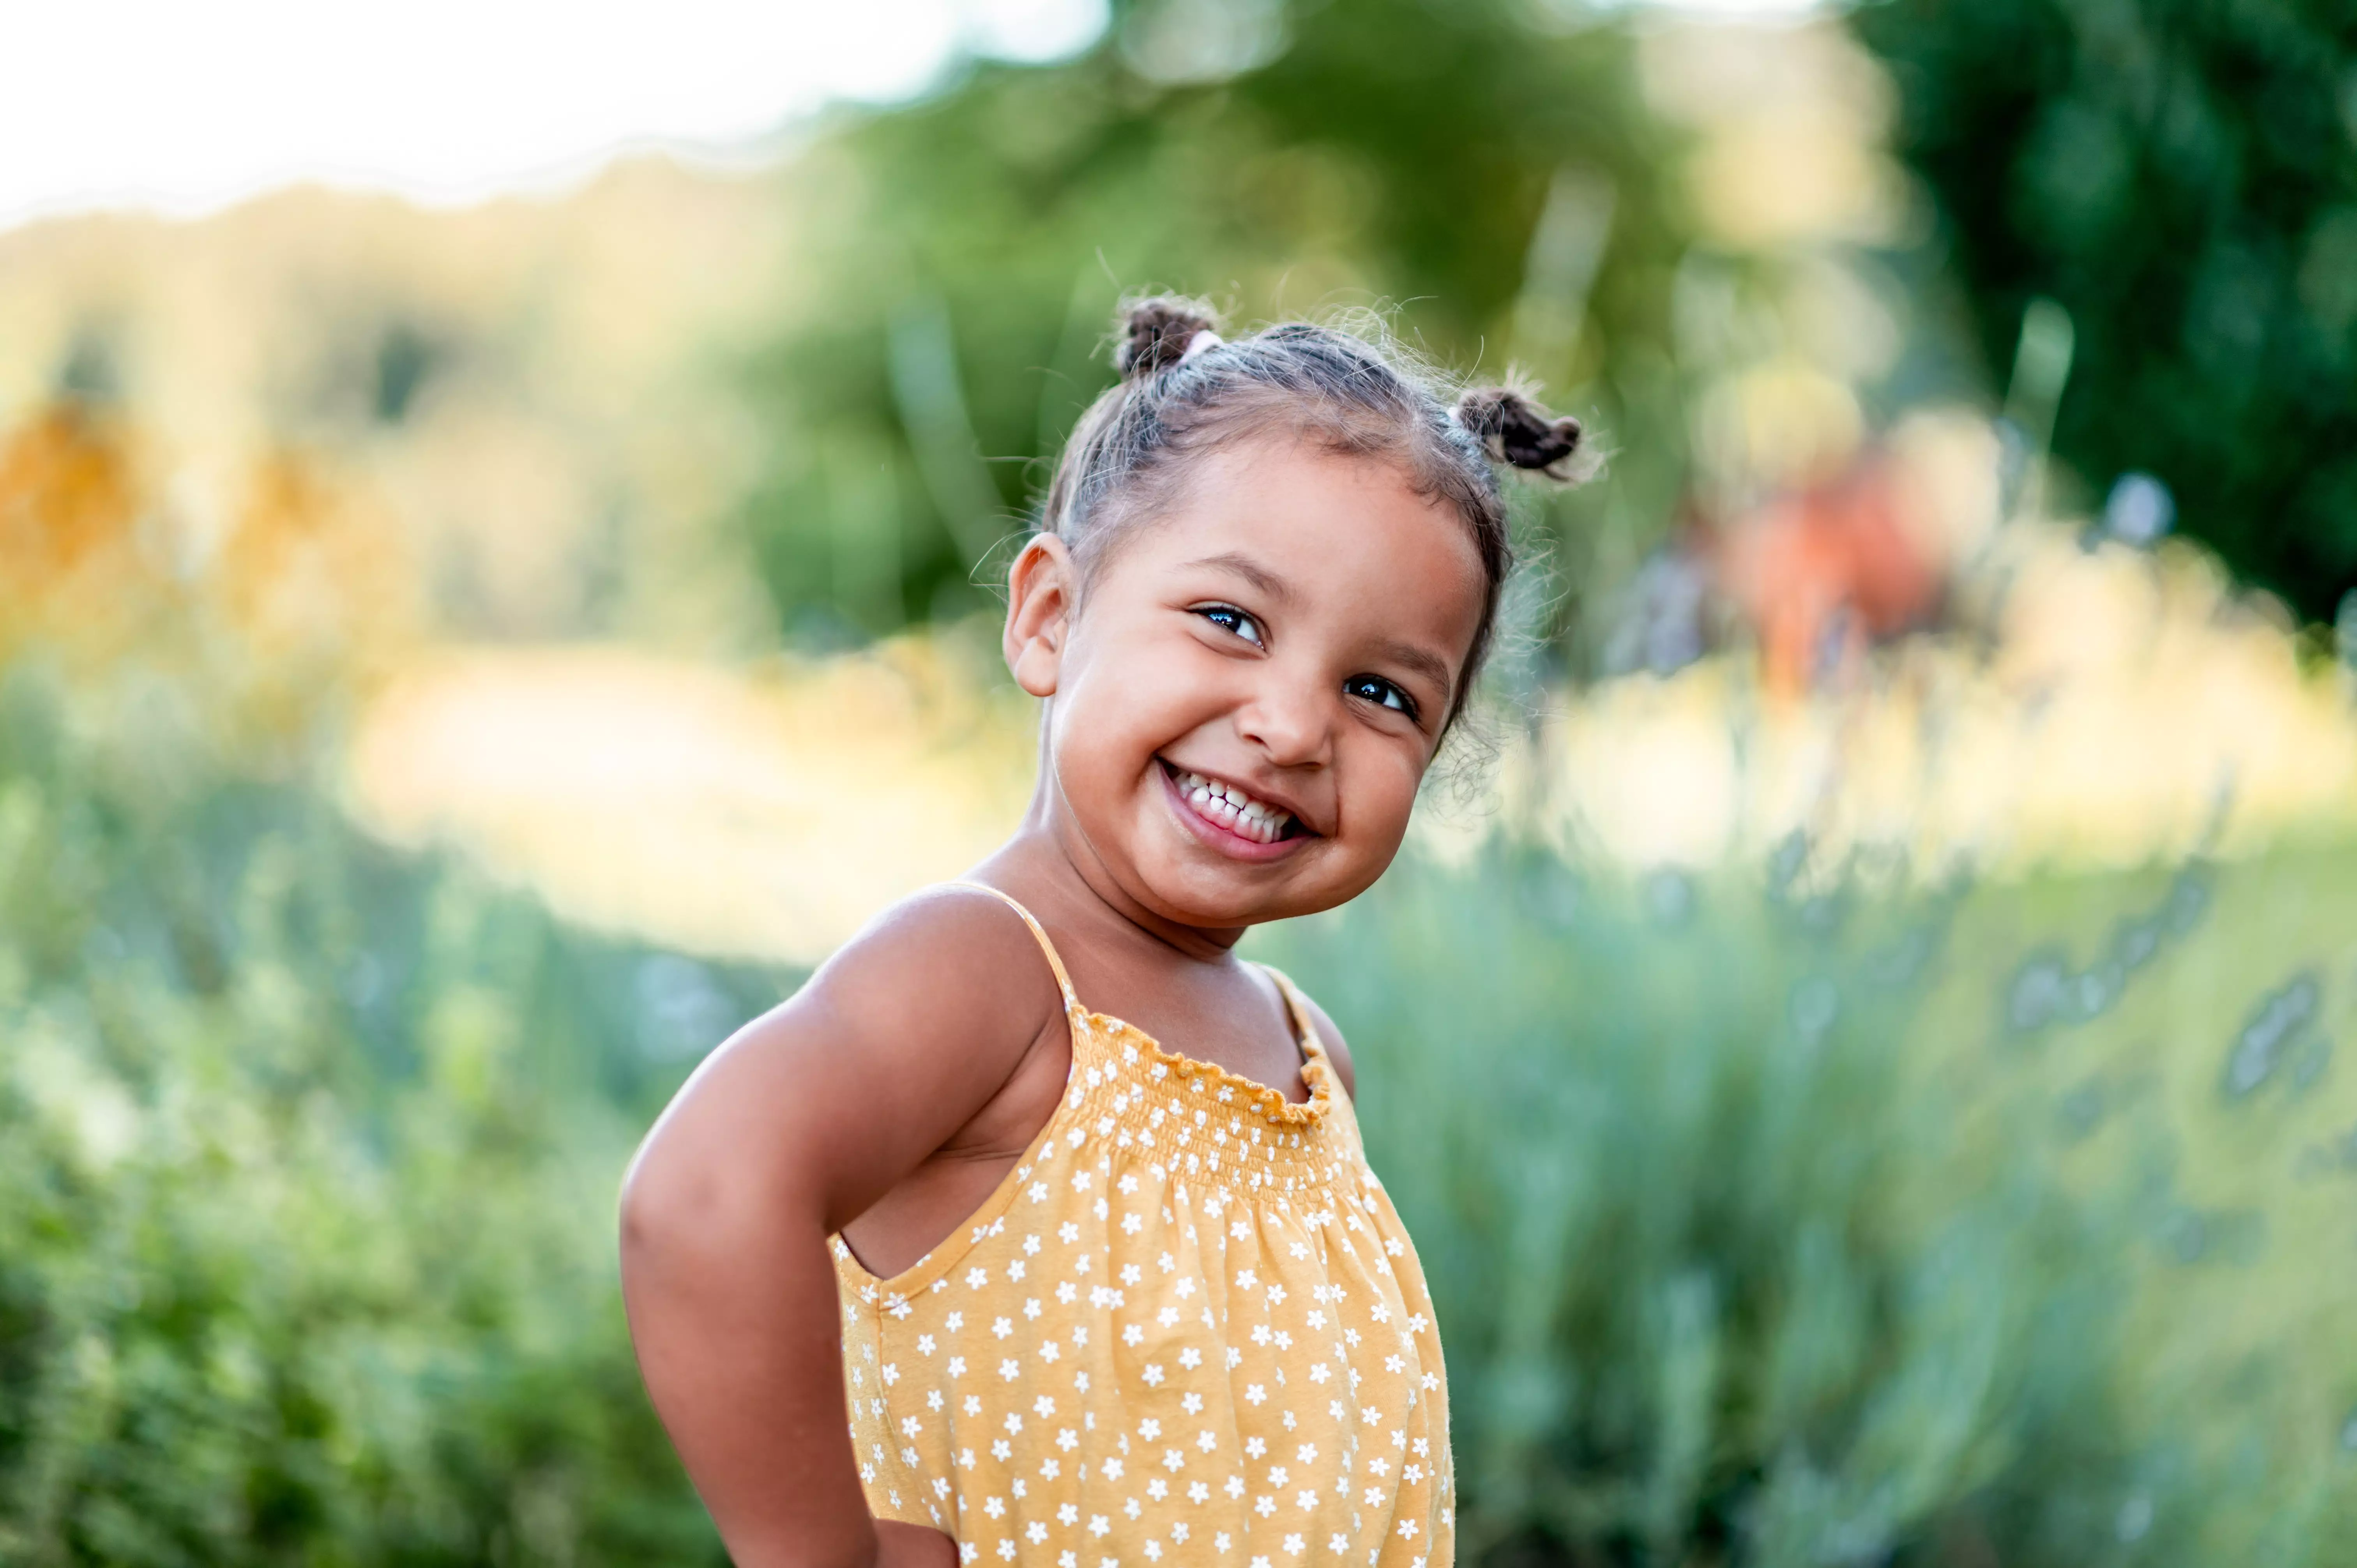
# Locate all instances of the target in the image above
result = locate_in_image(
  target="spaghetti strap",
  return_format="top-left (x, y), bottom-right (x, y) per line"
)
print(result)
top-left (1255, 962), bottom-right (1326, 1068)
top-left (944, 881), bottom-right (1085, 1019)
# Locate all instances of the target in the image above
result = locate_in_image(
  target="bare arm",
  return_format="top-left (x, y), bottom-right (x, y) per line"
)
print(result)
top-left (617, 891), bottom-right (1060, 1568)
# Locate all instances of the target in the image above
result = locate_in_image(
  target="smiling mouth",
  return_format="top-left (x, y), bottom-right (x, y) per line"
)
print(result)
top-left (1159, 758), bottom-right (1307, 846)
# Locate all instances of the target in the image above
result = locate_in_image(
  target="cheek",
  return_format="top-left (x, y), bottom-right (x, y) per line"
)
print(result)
top-left (1313, 728), bottom-right (1427, 866)
top-left (1050, 633), bottom-right (1209, 779)
top-left (1353, 748), bottom-right (1428, 843)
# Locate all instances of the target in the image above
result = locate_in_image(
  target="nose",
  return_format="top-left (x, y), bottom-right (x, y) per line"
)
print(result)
top-left (1235, 664), bottom-right (1332, 770)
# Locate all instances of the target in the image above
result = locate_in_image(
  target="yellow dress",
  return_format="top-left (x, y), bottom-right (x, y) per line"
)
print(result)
top-left (832, 883), bottom-right (1456, 1566)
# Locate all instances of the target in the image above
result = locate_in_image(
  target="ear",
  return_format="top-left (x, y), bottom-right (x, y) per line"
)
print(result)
top-left (1003, 533), bottom-right (1076, 699)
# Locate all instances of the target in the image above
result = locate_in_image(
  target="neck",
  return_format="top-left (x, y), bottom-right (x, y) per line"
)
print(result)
top-left (977, 726), bottom-right (1245, 967)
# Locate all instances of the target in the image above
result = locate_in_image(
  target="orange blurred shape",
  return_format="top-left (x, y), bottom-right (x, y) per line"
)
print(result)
top-left (209, 447), bottom-right (418, 748)
top-left (0, 403), bottom-right (139, 574)
top-left (216, 449), bottom-right (412, 664)
top-left (0, 402), bottom-right (413, 749)
top-left (1717, 452), bottom-right (1945, 696)
top-left (0, 403), bottom-right (157, 663)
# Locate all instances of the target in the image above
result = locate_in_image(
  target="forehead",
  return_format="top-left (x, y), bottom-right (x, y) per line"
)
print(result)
top-left (1113, 438), bottom-right (1488, 649)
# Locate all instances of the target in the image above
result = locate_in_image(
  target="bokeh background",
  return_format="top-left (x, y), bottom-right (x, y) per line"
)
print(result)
top-left (7, 0), bottom-right (2357, 1561)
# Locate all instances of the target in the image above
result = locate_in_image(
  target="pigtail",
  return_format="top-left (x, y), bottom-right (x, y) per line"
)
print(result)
top-left (1116, 295), bottom-right (1224, 379)
top-left (1051, 305), bottom-right (1584, 733)
top-left (1456, 385), bottom-right (1599, 484)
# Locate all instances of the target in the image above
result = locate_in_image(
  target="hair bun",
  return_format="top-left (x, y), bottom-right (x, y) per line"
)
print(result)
top-left (1456, 386), bottom-right (1592, 482)
top-left (1116, 295), bottom-right (1223, 379)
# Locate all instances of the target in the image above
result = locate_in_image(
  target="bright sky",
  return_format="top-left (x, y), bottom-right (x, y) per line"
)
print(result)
top-left (0, 0), bottom-right (1820, 233)
top-left (0, 0), bottom-right (1108, 228)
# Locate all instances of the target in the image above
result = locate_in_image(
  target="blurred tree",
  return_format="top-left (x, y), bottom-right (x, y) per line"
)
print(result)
top-left (1851, 0), bottom-right (2357, 619)
top-left (738, 0), bottom-right (1696, 646)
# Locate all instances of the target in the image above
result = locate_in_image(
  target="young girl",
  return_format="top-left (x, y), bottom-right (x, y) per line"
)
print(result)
top-left (619, 299), bottom-right (1587, 1568)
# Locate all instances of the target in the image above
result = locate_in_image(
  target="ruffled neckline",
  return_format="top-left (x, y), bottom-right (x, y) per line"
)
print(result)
top-left (1085, 1008), bottom-right (1336, 1128)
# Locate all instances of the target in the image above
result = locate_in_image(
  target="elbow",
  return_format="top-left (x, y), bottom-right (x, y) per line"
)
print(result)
top-left (618, 1134), bottom-right (823, 1289)
top-left (617, 1164), bottom-right (657, 1270)
top-left (618, 1139), bottom-right (721, 1286)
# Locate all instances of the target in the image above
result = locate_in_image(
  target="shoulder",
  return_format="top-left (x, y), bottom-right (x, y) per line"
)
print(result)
top-left (702, 882), bottom-right (1068, 1137)
top-left (788, 883), bottom-right (1066, 1058)
top-left (1266, 968), bottom-right (1358, 1102)
top-left (624, 883), bottom-right (1071, 1241)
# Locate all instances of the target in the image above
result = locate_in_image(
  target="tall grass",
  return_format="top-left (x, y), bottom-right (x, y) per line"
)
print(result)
top-left (1262, 841), bottom-right (2357, 1564)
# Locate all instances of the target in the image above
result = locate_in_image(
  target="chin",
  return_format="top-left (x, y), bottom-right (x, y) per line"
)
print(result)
top-left (1130, 842), bottom-right (1363, 930)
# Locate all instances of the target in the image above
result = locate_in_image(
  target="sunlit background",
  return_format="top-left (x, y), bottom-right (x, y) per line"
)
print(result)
top-left (7, 0), bottom-right (2357, 1561)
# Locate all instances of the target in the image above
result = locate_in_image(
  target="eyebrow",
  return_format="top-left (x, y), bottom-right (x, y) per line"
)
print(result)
top-left (1376, 639), bottom-right (1457, 708)
top-left (1181, 551), bottom-right (1300, 608)
top-left (1182, 551), bottom-right (1456, 710)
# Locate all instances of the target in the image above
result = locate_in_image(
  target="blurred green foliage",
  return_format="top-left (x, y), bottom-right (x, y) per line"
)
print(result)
top-left (0, 665), bottom-right (774, 1566)
top-left (1852, 0), bottom-right (2357, 618)
top-left (742, 0), bottom-right (2357, 649)
top-left (14, 616), bottom-right (2357, 1563)
top-left (1263, 843), bottom-right (2357, 1563)
top-left (739, 0), bottom-right (1693, 651)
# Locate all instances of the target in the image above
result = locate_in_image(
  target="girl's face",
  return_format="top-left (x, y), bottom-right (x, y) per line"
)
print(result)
top-left (1005, 437), bottom-right (1487, 929)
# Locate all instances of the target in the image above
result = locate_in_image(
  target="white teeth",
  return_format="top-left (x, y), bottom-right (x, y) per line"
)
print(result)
top-left (1170, 764), bottom-right (1294, 842)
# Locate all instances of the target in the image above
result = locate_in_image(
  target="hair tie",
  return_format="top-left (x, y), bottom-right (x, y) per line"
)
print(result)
top-left (1179, 329), bottom-right (1224, 364)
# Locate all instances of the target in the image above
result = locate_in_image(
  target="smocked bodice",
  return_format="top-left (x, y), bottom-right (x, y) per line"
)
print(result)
top-left (830, 883), bottom-right (1455, 1565)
